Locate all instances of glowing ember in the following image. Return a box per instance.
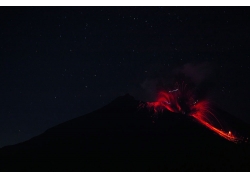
[145,82,243,143]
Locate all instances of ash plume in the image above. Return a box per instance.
[138,61,216,102]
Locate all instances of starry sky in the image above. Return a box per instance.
[1,6,250,148]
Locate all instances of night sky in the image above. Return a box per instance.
[1,6,250,148]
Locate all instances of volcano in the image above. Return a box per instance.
[1,94,250,171]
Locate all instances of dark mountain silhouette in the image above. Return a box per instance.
[1,94,250,171]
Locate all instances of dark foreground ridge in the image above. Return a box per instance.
[1,94,250,171]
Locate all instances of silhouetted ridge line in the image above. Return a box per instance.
[0,94,250,171]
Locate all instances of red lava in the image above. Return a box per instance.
[145,83,242,143]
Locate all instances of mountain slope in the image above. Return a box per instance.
[0,94,250,171]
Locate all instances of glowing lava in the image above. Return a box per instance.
[145,82,242,143]
[189,101,239,142]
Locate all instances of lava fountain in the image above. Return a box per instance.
[145,81,242,143]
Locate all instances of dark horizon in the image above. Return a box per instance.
[1,93,250,171]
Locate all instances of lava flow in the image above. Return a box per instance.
[145,82,242,143]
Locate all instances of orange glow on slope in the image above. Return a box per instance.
[191,112,238,142]
[189,101,239,142]
[145,84,242,143]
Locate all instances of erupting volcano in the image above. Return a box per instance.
[1,92,250,171]
[144,81,243,143]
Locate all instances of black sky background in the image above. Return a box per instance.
[1,6,250,148]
